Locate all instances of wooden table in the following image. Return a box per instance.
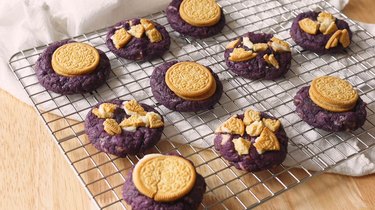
[1,1,375,209]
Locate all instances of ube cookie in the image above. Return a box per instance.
[123,154,206,210]
[35,40,111,94]
[214,109,288,172]
[106,18,170,61]
[166,0,225,38]
[150,61,223,112]
[84,99,164,157]
[290,11,352,53]
[294,76,366,132]
[224,32,292,80]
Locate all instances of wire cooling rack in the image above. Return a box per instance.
[8,0,375,209]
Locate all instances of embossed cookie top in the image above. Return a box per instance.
[309,76,358,112]
[179,0,221,27]
[216,109,282,155]
[52,43,99,76]
[165,62,216,100]
[132,154,197,202]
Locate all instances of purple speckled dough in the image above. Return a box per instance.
[224,32,292,80]
[290,11,352,54]
[35,40,111,95]
[106,18,171,61]
[166,0,225,38]
[84,100,164,157]
[294,86,367,132]
[214,114,288,172]
[150,61,223,112]
[123,155,206,210]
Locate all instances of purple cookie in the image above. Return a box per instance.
[150,61,223,112]
[106,18,171,61]
[123,154,206,210]
[84,100,164,157]
[224,32,292,80]
[294,86,367,132]
[290,11,352,54]
[166,0,225,38]
[214,114,288,172]
[35,40,111,95]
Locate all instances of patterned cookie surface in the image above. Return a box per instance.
[133,154,196,202]
[52,43,99,76]
[309,76,358,112]
[179,0,221,27]
[165,62,216,100]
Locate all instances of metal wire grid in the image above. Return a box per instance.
[8,0,375,209]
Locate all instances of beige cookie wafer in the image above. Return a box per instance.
[123,100,147,116]
[92,103,117,118]
[179,0,221,27]
[243,109,261,125]
[268,37,291,53]
[263,54,279,69]
[226,39,240,49]
[165,62,216,100]
[52,43,99,77]
[103,119,122,135]
[128,24,145,38]
[232,137,251,155]
[298,18,319,35]
[309,76,359,112]
[133,154,197,202]
[216,115,245,136]
[253,127,280,154]
[140,19,155,31]
[253,43,268,52]
[339,29,351,48]
[112,28,132,49]
[229,48,257,62]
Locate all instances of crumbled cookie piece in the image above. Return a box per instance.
[120,115,146,128]
[124,100,147,116]
[216,115,245,136]
[140,19,155,31]
[253,127,280,154]
[146,28,163,43]
[92,103,117,118]
[232,137,251,155]
[128,24,145,38]
[325,30,342,49]
[263,54,279,69]
[146,112,164,128]
[111,28,132,49]
[262,118,281,132]
[229,48,257,62]
[253,43,268,52]
[243,109,261,125]
[298,18,319,35]
[242,37,254,49]
[269,37,291,52]
[103,119,122,135]
[317,12,336,34]
[246,120,264,136]
[226,39,240,49]
[339,29,350,48]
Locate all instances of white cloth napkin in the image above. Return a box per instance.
[0,0,374,176]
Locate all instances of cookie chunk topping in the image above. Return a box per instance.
[216,108,283,155]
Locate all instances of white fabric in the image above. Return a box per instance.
[0,0,374,176]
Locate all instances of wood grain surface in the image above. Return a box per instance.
[1,1,375,209]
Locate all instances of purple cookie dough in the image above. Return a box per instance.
[224,32,292,80]
[166,0,225,38]
[123,155,206,210]
[106,18,171,61]
[214,114,288,172]
[84,100,164,157]
[35,40,111,95]
[294,86,367,132]
[150,61,223,112]
[290,11,352,54]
